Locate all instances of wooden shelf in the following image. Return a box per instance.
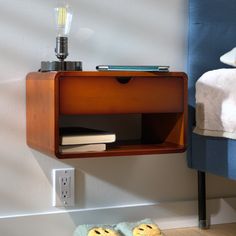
[58,142,185,159]
[26,71,188,159]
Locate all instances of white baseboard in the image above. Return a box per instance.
[1,197,236,236]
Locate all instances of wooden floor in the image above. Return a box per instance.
[163,223,236,236]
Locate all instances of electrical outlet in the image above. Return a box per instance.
[52,168,75,207]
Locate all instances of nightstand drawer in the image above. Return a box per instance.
[59,76,184,114]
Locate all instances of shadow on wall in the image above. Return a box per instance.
[71,0,183,66]
[33,150,195,205]
[0,0,186,81]
[0,1,55,72]
[32,150,200,227]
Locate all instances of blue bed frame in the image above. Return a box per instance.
[188,0,236,228]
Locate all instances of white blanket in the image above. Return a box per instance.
[194,68,236,139]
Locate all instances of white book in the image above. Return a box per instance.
[60,127,116,145]
[59,143,106,154]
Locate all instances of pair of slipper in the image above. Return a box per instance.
[74,219,164,236]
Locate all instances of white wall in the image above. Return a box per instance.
[1,0,236,234]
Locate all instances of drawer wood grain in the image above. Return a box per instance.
[60,76,184,114]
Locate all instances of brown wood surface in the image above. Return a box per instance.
[141,74,187,147]
[56,142,186,159]
[59,75,184,114]
[26,72,59,157]
[142,113,185,146]
[26,71,188,159]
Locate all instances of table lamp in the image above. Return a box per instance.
[41,0,82,71]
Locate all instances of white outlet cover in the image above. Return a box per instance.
[52,168,75,207]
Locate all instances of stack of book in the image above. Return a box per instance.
[59,127,116,154]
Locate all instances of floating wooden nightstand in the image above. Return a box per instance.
[26,71,188,159]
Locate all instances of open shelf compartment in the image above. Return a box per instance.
[57,112,186,158]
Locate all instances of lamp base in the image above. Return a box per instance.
[40,61,82,72]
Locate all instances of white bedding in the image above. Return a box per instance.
[220,47,236,67]
[194,68,236,139]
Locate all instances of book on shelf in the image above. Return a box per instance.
[59,126,116,145]
[59,143,106,154]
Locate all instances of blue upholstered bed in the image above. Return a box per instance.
[188,0,236,228]
[188,0,236,179]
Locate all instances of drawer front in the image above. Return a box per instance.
[59,76,184,114]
